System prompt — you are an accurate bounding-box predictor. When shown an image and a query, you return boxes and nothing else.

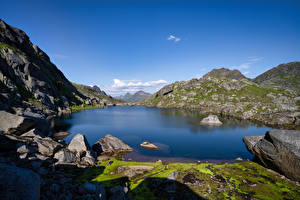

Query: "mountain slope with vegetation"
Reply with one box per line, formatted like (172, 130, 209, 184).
(140, 65, 300, 128)
(253, 62, 300, 94)
(117, 90, 151, 102)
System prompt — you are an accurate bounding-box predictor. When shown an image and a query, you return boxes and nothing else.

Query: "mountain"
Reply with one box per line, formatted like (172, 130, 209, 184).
(140, 66, 300, 128)
(0, 19, 115, 116)
(72, 83, 121, 105)
(253, 62, 300, 94)
(117, 90, 151, 102)
(203, 68, 247, 80)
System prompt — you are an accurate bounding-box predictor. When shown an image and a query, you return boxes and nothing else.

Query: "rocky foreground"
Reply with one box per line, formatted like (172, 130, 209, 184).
(0, 109, 300, 200)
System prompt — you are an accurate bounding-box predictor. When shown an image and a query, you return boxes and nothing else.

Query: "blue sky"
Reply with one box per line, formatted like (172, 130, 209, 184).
(1, 0, 300, 95)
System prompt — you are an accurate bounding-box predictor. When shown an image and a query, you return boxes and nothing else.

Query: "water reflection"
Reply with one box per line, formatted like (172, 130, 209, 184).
(53, 106, 270, 161)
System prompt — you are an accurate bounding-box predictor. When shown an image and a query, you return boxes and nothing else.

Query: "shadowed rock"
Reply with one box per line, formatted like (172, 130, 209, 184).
(0, 164, 40, 200)
(92, 134, 133, 156)
(243, 129, 300, 181)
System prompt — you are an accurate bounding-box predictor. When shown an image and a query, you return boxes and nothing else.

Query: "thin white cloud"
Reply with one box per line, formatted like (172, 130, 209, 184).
(229, 56, 263, 73)
(167, 35, 181, 43)
(107, 79, 168, 96)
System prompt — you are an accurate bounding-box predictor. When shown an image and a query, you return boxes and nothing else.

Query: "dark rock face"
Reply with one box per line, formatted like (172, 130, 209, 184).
(0, 164, 40, 200)
(253, 62, 300, 94)
(243, 129, 300, 181)
(92, 134, 133, 156)
(0, 19, 84, 113)
(203, 68, 247, 80)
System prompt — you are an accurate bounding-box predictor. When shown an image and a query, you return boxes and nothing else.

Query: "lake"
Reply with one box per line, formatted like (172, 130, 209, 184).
(55, 106, 270, 162)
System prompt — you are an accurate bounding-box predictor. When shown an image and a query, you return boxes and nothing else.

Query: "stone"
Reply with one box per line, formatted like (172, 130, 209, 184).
(52, 131, 71, 140)
(140, 141, 158, 150)
(20, 128, 44, 138)
(92, 134, 133, 156)
(243, 129, 300, 181)
(200, 115, 223, 126)
(54, 148, 77, 163)
(78, 182, 106, 200)
(67, 134, 91, 155)
(167, 171, 179, 181)
(0, 111, 37, 135)
(34, 136, 63, 157)
(0, 164, 40, 200)
(109, 185, 127, 200)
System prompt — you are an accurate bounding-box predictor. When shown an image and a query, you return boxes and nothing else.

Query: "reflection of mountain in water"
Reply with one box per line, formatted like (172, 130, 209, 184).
(159, 108, 265, 133)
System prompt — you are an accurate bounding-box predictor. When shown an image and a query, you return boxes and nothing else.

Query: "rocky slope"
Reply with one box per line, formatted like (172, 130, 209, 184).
(139, 66, 300, 128)
(117, 90, 151, 103)
(72, 83, 121, 106)
(0, 19, 119, 117)
(0, 19, 87, 116)
(254, 62, 300, 94)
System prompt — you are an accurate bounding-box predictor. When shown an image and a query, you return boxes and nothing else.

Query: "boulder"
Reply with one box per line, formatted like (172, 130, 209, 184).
(54, 149, 77, 163)
(67, 134, 90, 155)
(0, 111, 37, 135)
(243, 129, 300, 181)
(0, 164, 40, 200)
(34, 137, 63, 157)
(200, 115, 223, 126)
(52, 131, 71, 140)
(140, 141, 158, 150)
(21, 128, 44, 138)
(92, 134, 133, 156)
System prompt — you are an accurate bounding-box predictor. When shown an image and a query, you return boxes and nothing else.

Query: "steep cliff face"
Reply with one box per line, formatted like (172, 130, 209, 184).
(140, 67, 300, 128)
(253, 62, 300, 94)
(0, 19, 86, 115)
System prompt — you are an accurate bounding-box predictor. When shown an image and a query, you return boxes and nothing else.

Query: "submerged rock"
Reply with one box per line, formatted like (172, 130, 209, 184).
(52, 131, 71, 140)
(92, 134, 133, 156)
(200, 115, 223, 126)
(243, 129, 300, 181)
(140, 141, 158, 150)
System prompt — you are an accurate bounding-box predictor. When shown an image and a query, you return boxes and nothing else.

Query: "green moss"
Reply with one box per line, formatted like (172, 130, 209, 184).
(70, 104, 103, 113)
(73, 158, 300, 200)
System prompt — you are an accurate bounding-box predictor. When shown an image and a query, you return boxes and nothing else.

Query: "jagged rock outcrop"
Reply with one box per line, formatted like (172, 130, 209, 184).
(243, 129, 300, 181)
(92, 134, 133, 156)
(0, 19, 86, 114)
(253, 62, 300, 94)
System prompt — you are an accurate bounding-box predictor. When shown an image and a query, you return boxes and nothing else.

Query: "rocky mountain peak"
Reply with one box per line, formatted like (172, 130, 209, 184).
(203, 68, 247, 80)
(253, 61, 300, 94)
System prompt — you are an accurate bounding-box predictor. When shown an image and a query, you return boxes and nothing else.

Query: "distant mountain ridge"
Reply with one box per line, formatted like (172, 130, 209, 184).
(117, 90, 151, 102)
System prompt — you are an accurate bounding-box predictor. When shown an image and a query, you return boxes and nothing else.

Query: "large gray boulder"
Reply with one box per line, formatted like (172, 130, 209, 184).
(54, 148, 77, 163)
(0, 111, 37, 135)
(67, 134, 90, 155)
(92, 134, 133, 156)
(0, 164, 40, 200)
(67, 134, 95, 166)
(34, 137, 63, 157)
(243, 129, 300, 181)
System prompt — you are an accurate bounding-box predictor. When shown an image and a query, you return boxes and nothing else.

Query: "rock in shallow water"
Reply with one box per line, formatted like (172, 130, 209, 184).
(243, 129, 300, 181)
(200, 114, 223, 126)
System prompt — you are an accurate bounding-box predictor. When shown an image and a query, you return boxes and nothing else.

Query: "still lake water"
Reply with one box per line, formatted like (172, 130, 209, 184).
(55, 106, 270, 162)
